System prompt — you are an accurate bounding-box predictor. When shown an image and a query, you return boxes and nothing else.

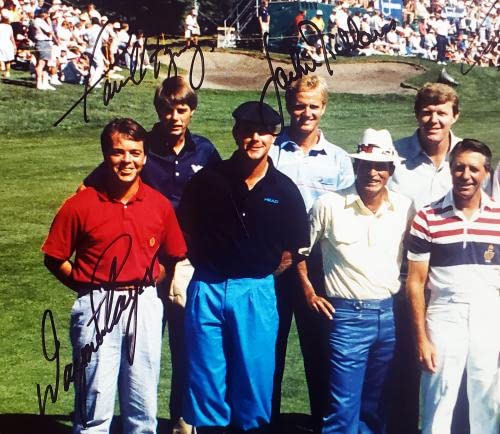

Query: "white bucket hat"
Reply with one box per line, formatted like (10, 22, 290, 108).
(349, 128, 404, 162)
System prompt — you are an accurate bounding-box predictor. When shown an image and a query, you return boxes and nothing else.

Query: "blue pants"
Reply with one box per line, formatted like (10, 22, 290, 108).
(183, 272, 278, 431)
(323, 298, 395, 434)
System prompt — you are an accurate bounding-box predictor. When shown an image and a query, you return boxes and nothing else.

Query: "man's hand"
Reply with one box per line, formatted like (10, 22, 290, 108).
(273, 251, 293, 276)
(305, 293, 335, 320)
(44, 254, 77, 291)
(417, 337, 438, 373)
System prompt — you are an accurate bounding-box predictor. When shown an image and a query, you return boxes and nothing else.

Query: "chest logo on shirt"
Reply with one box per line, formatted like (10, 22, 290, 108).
(149, 237, 156, 247)
(191, 164, 203, 173)
(264, 197, 279, 204)
(483, 244, 495, 263)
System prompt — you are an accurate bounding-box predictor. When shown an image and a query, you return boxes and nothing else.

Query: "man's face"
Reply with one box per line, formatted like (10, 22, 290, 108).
(451, 150, 488, 203)
(105, 132, 147, 184)
(233, 121, 276, 162)
(355, 159, 393, 196)
(157, 103, 194, 138)
(417, 101, 459, 146)
(288, 90, 326, 136)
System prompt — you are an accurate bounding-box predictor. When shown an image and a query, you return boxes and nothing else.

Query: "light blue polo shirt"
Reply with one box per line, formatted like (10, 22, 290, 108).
(389, 129, 462, 211)
(269, 127, 355, 211)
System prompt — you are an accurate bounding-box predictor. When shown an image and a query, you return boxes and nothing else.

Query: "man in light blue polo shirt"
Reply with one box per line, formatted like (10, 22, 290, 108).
(269, 75, 354, 434)
(388, 82, 463, 434)
(389, 82, 461, 211)
(269, 76, 354, 210)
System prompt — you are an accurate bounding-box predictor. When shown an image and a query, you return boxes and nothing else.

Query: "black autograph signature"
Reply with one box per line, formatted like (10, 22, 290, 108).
(36, 234, 158, 426)
(54, 21, 214, 127)
(260, 17, 397, 130)
(460, 2, 499, 75)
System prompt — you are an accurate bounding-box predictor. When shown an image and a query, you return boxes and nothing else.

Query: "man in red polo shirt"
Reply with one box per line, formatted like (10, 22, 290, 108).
(42, 118, 186, 434)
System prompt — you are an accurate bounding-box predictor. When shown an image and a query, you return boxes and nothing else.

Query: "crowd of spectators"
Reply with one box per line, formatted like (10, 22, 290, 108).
(0, 0, 152, 90)
(292, 0, 499, 67)
(1, 0, 498, 89)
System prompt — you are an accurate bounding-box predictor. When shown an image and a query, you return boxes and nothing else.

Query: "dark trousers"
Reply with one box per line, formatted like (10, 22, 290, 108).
(273, 249, 328, 434)
(387, 292, 420, 434)
(166, 300, 187, 423)
(436, 34, 448, 62)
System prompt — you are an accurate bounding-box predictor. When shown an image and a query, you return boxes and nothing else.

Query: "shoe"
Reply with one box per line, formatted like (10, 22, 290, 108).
(50, 77, 62, 85)
(37, 82, 56, 90)
(112, 66, 122, 71)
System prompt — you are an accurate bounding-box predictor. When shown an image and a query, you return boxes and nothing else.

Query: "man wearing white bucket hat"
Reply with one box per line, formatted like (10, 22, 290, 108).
(298, 128, 413, 434)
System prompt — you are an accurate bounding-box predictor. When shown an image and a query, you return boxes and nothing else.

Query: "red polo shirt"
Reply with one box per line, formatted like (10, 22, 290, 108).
(42, 180, 186, 286)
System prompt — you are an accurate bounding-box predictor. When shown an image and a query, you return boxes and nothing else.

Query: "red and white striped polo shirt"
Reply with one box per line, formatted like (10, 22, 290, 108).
(408, 190, 500, 302)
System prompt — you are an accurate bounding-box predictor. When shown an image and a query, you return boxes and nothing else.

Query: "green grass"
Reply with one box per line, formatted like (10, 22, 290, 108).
(0, 54, 498, 430)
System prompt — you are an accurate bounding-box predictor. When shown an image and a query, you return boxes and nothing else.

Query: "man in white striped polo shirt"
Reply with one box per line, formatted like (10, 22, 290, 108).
(406, 139, 499, 434)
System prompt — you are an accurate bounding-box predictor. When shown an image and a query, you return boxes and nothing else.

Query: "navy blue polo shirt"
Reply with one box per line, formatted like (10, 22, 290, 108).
(259, 5, 270, 23)
(143, 124, 221, 209)
(177, 152, 309, 278)
(84, 126, 220, 211)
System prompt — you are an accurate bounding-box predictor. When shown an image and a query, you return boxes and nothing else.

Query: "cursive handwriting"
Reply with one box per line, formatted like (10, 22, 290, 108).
(460, 2, 499, 75)
(37, 234, 159, 426)
(260, 17, 396, 130)
(54, 21, 214, 127)
(36, 309, 64, 416)
(460, 35, 499, 75)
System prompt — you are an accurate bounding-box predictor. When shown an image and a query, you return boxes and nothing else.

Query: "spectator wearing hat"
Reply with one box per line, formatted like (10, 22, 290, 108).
(178, 101, 309, 434)
(311, 9, 325, 32)
(298, 128, 413, 434)
(184, 8, 200, 48)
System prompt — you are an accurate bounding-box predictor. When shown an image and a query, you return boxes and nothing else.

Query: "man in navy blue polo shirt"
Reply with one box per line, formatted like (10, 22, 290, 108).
(83, 76, 220, 434)
(178, 101, 309, 434)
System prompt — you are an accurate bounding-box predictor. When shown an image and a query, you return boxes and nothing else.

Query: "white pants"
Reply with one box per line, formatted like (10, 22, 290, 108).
(420, 295, 500, 434)
(71, 286, 163, 433)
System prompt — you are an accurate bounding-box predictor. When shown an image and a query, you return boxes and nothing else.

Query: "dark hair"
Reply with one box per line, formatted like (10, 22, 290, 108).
(100, 118, 148, 156)
(153, 76, 198, 113)
(449, 139, 492, 172)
